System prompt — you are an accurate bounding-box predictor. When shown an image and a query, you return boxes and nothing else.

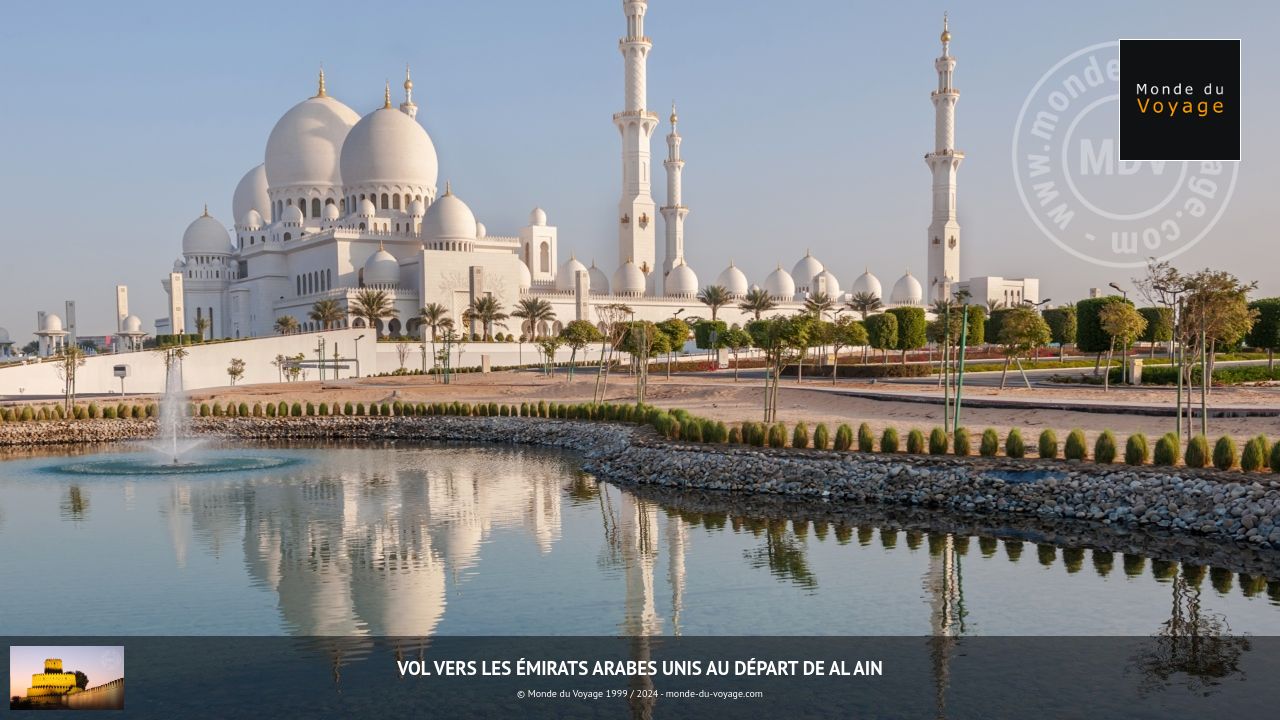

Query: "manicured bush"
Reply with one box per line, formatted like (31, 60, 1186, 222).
(728, 426, 742, 444)
(239, 402, 250, 417)
(355, 402, 366, 416)
(686, 422, 703, 443)
(749, 422, 766, 447)
(1185, 435, 1209, 468)
(252, 402, 263, 417)
(792, 422, 809, 449)
(102, 406, 116, 419)
(266, 402, 277, 417)
(711, 421, 729, 443)
(1270, 441, 1280, 473)
(1213, 436, 1237, 471)
(768, 423, 788, 449)
(928, 427, 948, 455)
(345, 401, 355, 415)
(813, 423, 830, 450)
(834, 424, 854, 451)
(538, 400, 548, 418)
(1153, 433, 1179, 466)
(1125, 433, 1149, 466)
(979, 428, 1000, 457)
(288, 402, 301, 417)
(200, 403, 211, 417)
(116, 403, 127, 418)
(1065, 429, 1088, 460)
(226, 403, 238, 418)
(304, 402, 314, 416)
(88, 402, 100, 419)
(953, 427, 971, 456)
(1038, 429, 1058, 459)
(1005, 429, 1026, 459)
(880, 427, 899, 453)
(278, 401, 289, 417)
(858, 423, 875, 453)
(1094, 431, 1117, 464)
(1241, 436, 1267, 472)
(488, 402, 499, 417)
(148, 403, 159, 418)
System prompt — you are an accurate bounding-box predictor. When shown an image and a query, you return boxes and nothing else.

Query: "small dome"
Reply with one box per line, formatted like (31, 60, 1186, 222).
(172, 257, 187, 270)
(281, 204, 304, 225)
(850, 268, 882, 299)
(182, 211, 232, 255)
(665, 262, 699, 298)
(408, 199, 426, 217)
(322, 202, 340, 221)
(40, 314, 64, 333)
(791, 250, 825, 291)
(890, 270, 923, 305)
(264, 94, 360, 190)
(715, 262, 749, 297)
(363, 246, 400, 286)
(233, 164, 271, 225)
(475, 221, 487, 238)
(123, 315, 143, 333)
(557, 255, 588, 292)
(357, 197, 377, 217)
(240, 208, 264, 230)
(422, 190, 477, 242)
(612, 260, 646, 296)
(339, 105, 438, 194)
(763, 265, 796, 300)
(814, 269, 841, 297)
(516, 258, 533, 289)
(588, 262, 610, 295)
(530, 207, 547, 226)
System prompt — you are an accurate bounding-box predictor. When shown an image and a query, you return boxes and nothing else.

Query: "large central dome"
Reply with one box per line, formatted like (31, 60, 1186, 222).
(340, 106, 438, 196)
(264, 95, 360, 191)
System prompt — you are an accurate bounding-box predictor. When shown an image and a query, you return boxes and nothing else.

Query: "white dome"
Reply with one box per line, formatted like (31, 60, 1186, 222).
(182, 212, 232, 255)
(264, 95, 360, 190)
(557, 256, 588, 292)
(40, 314, 64, 333)
(890, 271, 923, 305)
(791, 251, 825, 291)
(665, 262, 699, 298)
(363, 247, 400, 286)
(516, 258, 533, 289)
(422, 190, 477, 242)
(588, 262, 610, 295)
(612, 260, 646, 296)
(475, 221, 487, 238)
(715, 262, 749, 297)
(233, 164, 271, 225)
(123, 315, 143, 333)
(281, 204, 304, 225)
(530, 207, 547, 226)
(850, 268, 882, 299)
(408, 199, 426, 217)
(172, 257, 187, 270)
(240, 209, 264, 229)
(357, 197, 376, 217)
(814, 269, 841, 297)
(339, 106, 438, 194)
(763, 265, 796, 300)
(322, 202, 340, 221)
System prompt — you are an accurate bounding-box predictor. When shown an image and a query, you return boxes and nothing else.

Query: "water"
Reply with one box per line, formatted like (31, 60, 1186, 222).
(0, 441, 1277, 637)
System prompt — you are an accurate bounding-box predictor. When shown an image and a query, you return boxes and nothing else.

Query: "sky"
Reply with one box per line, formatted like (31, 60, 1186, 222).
(0, 0, 1275, 341)
(9, 646, 124, 698)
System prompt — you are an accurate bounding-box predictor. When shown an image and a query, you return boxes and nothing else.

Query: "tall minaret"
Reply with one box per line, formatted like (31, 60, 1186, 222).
(926, 13, 963, 303)
(660, 101, 688, 291)
(615, 0, 659, 291)
(400, 64, 418, 119)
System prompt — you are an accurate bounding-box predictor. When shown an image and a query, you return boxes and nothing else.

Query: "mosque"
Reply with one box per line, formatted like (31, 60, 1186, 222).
(156, 4, 1037, 342)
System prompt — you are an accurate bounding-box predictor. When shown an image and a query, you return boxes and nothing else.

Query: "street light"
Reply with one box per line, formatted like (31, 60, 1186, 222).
(1108, 282, 1127, 300)
(1022, 298, 1051, 309)
(354, 334, 366, 378)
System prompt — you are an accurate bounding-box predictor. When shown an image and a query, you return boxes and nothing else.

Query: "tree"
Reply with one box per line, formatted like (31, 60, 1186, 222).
(1042, 304, 1076, 360)
(845, 291, 882, 320)
(1076, 296, 1130, 369)
(720, 325, 753, 381)
(1099, 302, 1148, 391)
(194, 316, 211, 342)
(697, 285, 731, 322)
(738, 287, 776, 320)
(986, 307, 1017, 350)
(656, 317, 690, 378)
(226, 357, 245, 386)
(352, 288, 397, 336)
(747, 315, 809, 422)
(986, 298, 1005, 312)
(1247, 298, 1280, 371)
(864, 313, 898, 364)
(395, 342, 411, 370)
(74, 671, 88, 690)
(512, 297, 555, 340)
(829, 316, 868, 384)
(273, 315, 299, 335)
(416, 303, 451, 341)
(559, 320, 603, 380)
(54, 345, 86, 413)
(887, 307, 927, 364)
(963, 304, 986, 346)
(463, 295, 508, 341)
(1138, 306, 1174, 358)
(803, 292, 835, 321)
(592, 303, 633, 403)
(1181, 269, 1257, 400)
(693, 319, 728, 351)
(997, 306, 1052, 389)
(309, 299, 343, 330)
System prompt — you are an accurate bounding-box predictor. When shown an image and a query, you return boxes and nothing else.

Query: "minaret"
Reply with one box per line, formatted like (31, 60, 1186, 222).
(614, 0, 658, 291)
(660, 101, 688, 291)
(400, 65, 418, 119)
(926, 13, 963, 304)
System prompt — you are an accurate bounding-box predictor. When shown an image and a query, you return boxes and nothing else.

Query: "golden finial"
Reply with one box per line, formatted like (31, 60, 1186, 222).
(316, 64, 327, 98)
(404, 64, 413, 92)
(444, 180, 452, 196)
(941, 12, 951, 44)
(383, 81, 392, 109)
(202, 203, 209, 217)
(670, 100, 678, 125)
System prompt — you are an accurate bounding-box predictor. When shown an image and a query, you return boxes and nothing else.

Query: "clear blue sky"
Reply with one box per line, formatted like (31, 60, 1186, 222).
(9, 645, 124, 697)
(0, 0, 1274, 340)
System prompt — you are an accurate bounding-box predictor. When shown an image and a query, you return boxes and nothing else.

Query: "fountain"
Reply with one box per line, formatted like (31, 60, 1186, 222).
(151, 346, 203, 465)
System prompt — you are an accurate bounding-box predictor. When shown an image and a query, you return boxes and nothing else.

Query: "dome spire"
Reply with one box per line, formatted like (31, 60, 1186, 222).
(670, 100, 678, 127)
(940, 12, 951, 54)
(400, 64, 419, 119)
(383, 80, 392, 109)
(316, 64, 327, 98)
(202, 203, 209, 217)
(444, 180, 452, 196)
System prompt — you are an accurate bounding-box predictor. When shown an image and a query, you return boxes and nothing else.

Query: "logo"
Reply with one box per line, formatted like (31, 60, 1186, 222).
(1012, 41, 1238, 268)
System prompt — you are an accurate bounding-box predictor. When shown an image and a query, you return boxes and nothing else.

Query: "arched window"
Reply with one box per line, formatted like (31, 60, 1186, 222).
(286, 198, 292, 206)
(380, 193, 389, 209)
(327, 269, 332, 289)
(539, 242, 550, 273)
(392, 194, 401, 210)
(340, 198, 347, 214)
(358, 223, 366, 231)
(311, 198, 321, 217)
(283, 233, 292, 242)
(297, 197, 305, 213)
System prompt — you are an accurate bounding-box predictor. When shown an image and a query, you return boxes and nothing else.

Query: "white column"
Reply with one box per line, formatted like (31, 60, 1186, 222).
(925, 14, 963, 304)
(615, 0, 658, 289)
(660, 103, 688, 292)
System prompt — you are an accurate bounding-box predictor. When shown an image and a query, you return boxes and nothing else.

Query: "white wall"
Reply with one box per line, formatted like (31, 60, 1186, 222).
(373, 340, 602, 375)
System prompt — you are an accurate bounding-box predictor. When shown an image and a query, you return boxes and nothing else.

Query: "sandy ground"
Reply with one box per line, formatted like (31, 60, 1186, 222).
(169, 368, 1280, 444)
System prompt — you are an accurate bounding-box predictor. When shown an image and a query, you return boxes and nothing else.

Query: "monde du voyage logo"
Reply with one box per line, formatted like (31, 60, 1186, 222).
(1013, 39, 1240, 268)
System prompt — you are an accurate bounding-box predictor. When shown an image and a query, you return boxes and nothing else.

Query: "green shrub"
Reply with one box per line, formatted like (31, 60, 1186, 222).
(317, 402, 328, 416)
(213, 402, 226, 417)
(304, 402, 315, 416)
(1213, 436, 1237, 471)
(834, 424, 854, 451)
(538, 400, 548, 418)
(768, 423, 788, 449)
(147, 403, 159, 418)
(344, 401, 355, 415)
(1064, 429, 1088, 460)
(686, 422, 703, 443)
(979, 428, 999, 457)
(355, 402, 366, 416)
(116, 403, 128, 418)
(792, 422, 809, 449)
(102, 406, 116, 419)
(226, 403, 238, 417)
(287, 402, 300, 417)
(1038, 429, 1058, 459)
(813, 423, 830, 450)
(728, 426, 742, 444)
(252, 402, 263, 417)
(238, 402, 250, 417)
(712, 421, 729, 443)
(266, 402, 277, 417)
(1252, 435, 1270, 468)
(880, 427, 899, 453)
(1241, 436, 1266, 472)
(857, 423, 875, 453)
(953, 427, 971, 456)
(1125, 433, 1149, 466)
(1153, 433, 1179, 466)
(278, 401, 289, 417)
(1185, 435, 1209, 468)
(1094, 431, 1117, 464)
(749, 422, 766, 447)
(200, 403, 211, 417)
(928, 428, 948, 455)
(1005, 429, 1025, 458)
(905, 428, 925, 454)
(88, 402, 100, 419)
(1270, 441, 1280, 473)
(488, 402, 499, 417)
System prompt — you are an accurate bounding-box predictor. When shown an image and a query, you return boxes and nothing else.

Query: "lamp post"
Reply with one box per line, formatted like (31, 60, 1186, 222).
(353, 334, 365, 378)
(316, 337, 326, 382)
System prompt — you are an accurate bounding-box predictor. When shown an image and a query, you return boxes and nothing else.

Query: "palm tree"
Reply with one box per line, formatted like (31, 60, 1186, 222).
(416, 303, 450, 340)
(273, 315, 299, 335)
(512, 297, 556, 340)
(846, 291, 882, 320)
(194, 316, 211, 341)
(739, 287, 776, 320)
(697, 285, 731, 322)
(463, 295, 509, 341)
(352, 288, 398, 336)
(986, 298, 1005, 312)
(309, 299, 343, 330)
(804, 292, 835, 321)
